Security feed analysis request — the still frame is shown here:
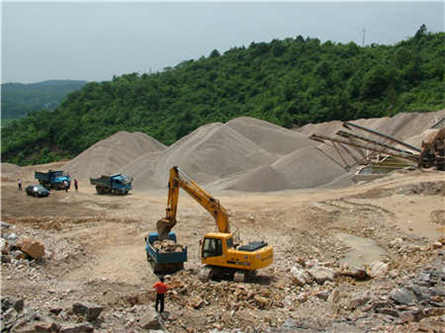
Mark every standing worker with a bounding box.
[63,180,69,192]
[74,179,78,191]
[17,179,22,191]
[153,276,168,313]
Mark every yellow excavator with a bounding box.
[156,166,273,281]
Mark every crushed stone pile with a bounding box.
[63,131,166,180]
[211,146,346,192]
[226,117,312,155]
[134,122,278,188]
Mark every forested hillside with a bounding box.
[1,80,87,121]
[2,26,445,165]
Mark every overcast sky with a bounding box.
[1,1,444,83]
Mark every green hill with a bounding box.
[2,26,445,165]
[1,80,87,121]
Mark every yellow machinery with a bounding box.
[156,166,273,281]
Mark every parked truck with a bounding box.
[145,232,187,274]
[89,174,133,194]
[35,170,71,190]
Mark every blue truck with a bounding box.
[35,170,71,190]
[90,174,133,195]
[145,232,187,274]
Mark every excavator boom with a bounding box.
[157,166,230,239]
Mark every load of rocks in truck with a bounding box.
[152,239,185,253]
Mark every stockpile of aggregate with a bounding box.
[143,122,279,188]
[125,117,350,192]
[225,117,312,155]
[63,131,166,180]
[211,146,347,192]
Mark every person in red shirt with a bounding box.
[153,276,168,313]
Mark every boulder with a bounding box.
[139,310,162,330]
[290,266,311,286]
[16,238,45,259]
[367,261,389,278]
[349,292,371,309]
[307,266,336,284]
[72,302,103,321]
[390,288,417,305]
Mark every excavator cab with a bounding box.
[202,237,223,258]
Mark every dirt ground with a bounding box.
[1,164,445,332]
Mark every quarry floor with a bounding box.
[1,165,445,332]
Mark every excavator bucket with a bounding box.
[156,218,176,240]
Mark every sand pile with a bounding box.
[375,110,445,140]
[226,117,312,155]
[144,122,278,188]
[211,146,347,192]
[64,131,166,180]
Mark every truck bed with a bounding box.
[145,232,187,274]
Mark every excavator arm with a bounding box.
[157,166,230,239]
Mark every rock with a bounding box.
[1,238,8,254]
[281,318,298,329]
[16,238,45,259]
[290,266,311,286]
[367,261,389,278]
[49,307,63,315]
[349,292,371,309]
[432,242,442,249]
[315,290,330,301]
[338,266,369,280]
[2,296,24,313]
[59,323,94,333]
[139,311,162,330]
[390,288,417,305]
[0,221,10,229]
[375,307,399,317]
[399,309,425,323]
[189,295,204,309]
[11,250,27,260]
[408,285,430,301]
[328,289,340,305]
[430,287,445,297]
[307,266,335,284]
[254,295,270,308]
[1,254,11,263]
[34,322,61,332]
[7,233,18,242]
[72,302,103,321]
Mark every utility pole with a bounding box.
[362,28,366,46]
